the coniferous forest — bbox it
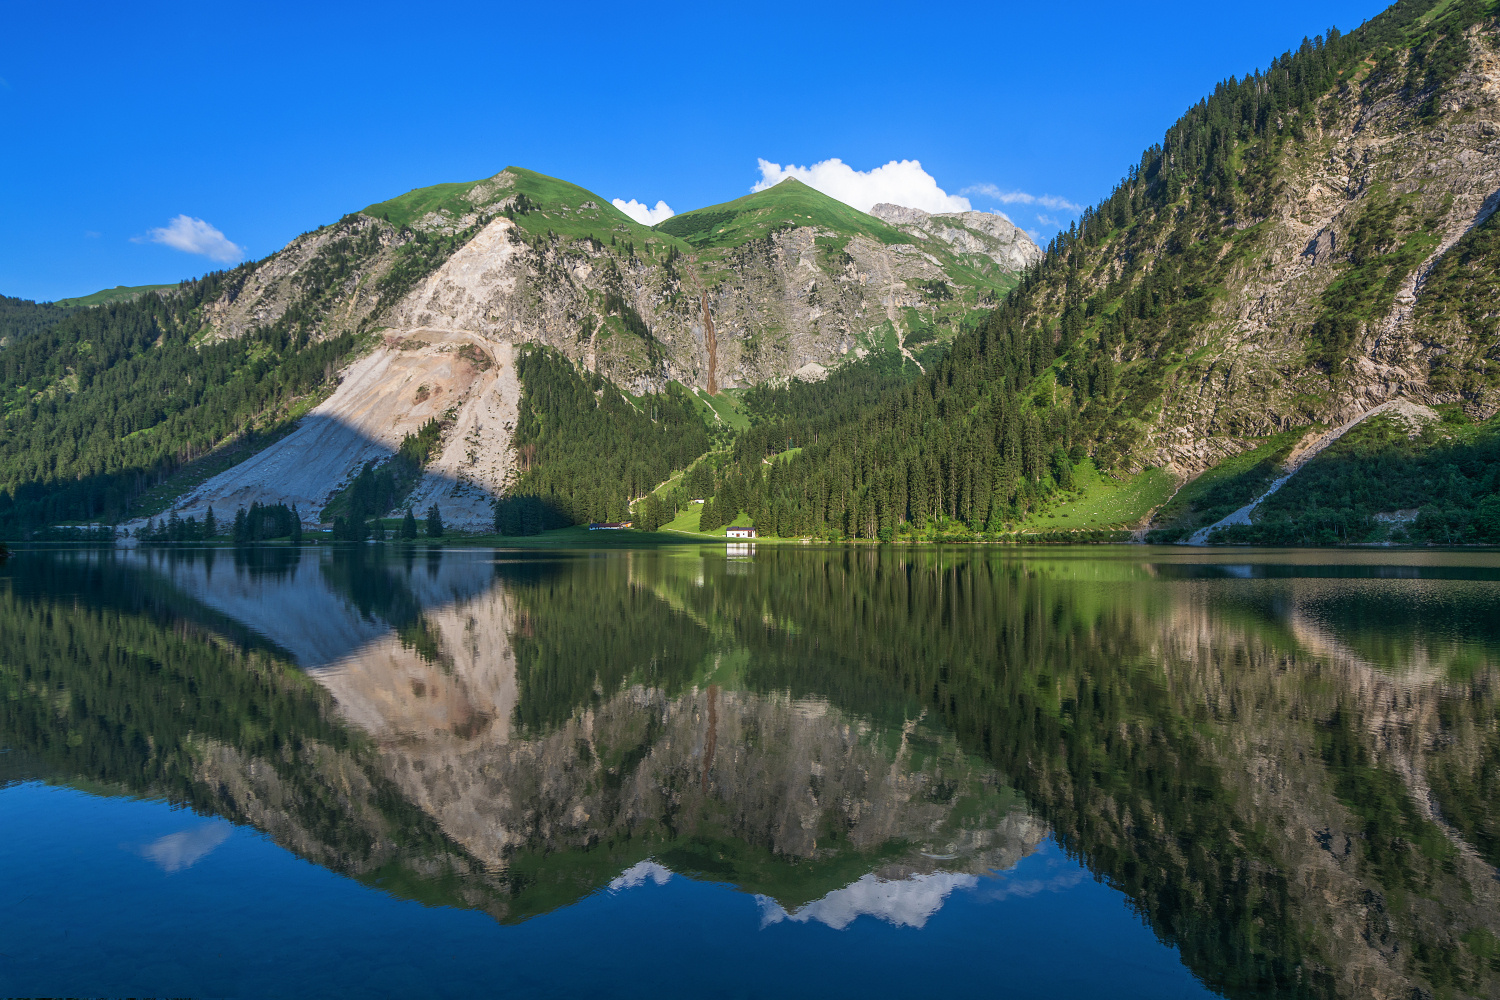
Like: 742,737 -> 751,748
0,0 -> 1496,543
0,271 -> 354,535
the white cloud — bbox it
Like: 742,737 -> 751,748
752,158 -> 970,215
143,215 -> 244,262
612,198 -> 676,226
961,184 -> 1082,214
1036,213 -> 1061,229
140,821 -> 232,873
608,860 -> 673,891
757,871 -> 979,930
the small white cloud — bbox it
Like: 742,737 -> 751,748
140,821 -> 232,873
612,198 -> 675,226
142,215 -> 244,263
752,158 -> 970,215
608,860 -> 673,891
961,184 -> 1082,214
84,230 -> 101,239
1036,213 -> 1061,229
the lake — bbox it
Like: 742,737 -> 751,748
2,544 -> 1499,999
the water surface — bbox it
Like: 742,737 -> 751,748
3,545 -> 1498,998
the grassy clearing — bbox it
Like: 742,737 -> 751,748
659,504 -> 754,537
54,284 -> 176,308
1021,461 -> 1177,531
686,386 -> 749,431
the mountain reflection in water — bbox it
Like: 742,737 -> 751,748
3,545 -> 1500,999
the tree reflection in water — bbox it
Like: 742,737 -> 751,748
2,545 -> 1499,999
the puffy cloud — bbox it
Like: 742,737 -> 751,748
144,215 -> 244,262
612,198 -> 675,225
608,860 -> 673,891
752,158 -> 970,215
757,871 -> 979,930
960,183 -> 1082,214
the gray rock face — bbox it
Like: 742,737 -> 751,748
1063,27 -> 1500,476
197,171 -> 1041,397
870,203 -> 1042,272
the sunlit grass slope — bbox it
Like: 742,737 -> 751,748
1021,461 -> 1178,531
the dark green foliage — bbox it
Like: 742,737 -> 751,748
698,496 -> 723,533
724,300 -> 1108,538
0,270 -> 356,536
494,494 -> 567,535
1308,191 -> 1435,370
0,294 -> 76,344
139,510 -> 211,543
735,352 -> 916,464
507,346 -> 710,526
425,504 -> 443,538
324,459 -> 410,532
401,507 -> 418,539
654,209 -> 736,242
741,0 -> 1500,539
229,501 -> 299,543
1419,207 -> 1500,397
1219,412 -> 1500,544
398,418 -> 443,466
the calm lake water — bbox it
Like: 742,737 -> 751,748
3,544 -> 1499,999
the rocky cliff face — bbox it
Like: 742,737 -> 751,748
198,170 -> 1040,395
1043,23 -> 1500,476
869,203 -> 1042,272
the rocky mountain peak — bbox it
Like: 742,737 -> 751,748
870,202 -> 1041,271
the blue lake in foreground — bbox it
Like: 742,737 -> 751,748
3,545 -> 1498,998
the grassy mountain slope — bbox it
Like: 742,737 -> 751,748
363,166 -> 675,246
656,178 -> 912,249
54,284 -> 176,308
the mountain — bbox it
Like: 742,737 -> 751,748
0,165 -> 1038,534
721,0 -> 1500,544
3,0 -> 1496,544
867,202 -> 1039,272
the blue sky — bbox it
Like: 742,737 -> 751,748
2,0 -> 1390,302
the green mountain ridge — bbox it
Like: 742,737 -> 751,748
0,0 -> 1496,543
655,178 -> 913,249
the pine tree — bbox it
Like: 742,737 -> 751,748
401,507 -> 418,539
425,504 -> 444,538
290,506 -> 303,545
204,506 -> 216,538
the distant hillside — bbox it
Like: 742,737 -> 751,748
54,284 -> 175,308
0,295 -> 75,348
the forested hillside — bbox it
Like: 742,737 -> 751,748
497,347 -> 711,529
653,0 -> 1500,541
0,274 -> 355,534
